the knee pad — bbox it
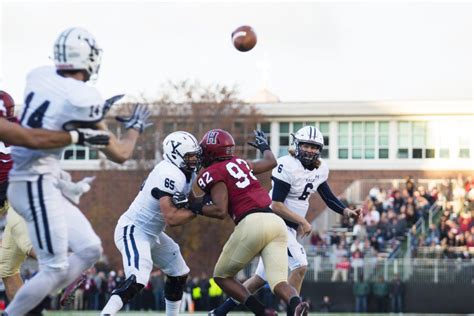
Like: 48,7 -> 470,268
111,274 -> 144,304
77,244 -> 103,266
164,274 -> 188,301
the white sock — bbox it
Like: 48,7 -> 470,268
166,299 -> 181,316
101,294 -> 124,315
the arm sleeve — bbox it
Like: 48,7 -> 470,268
317,181 -> 346,215
271,176 -> 291,202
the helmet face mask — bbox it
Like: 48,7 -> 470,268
296,142 -> 322,166
53,27 -> 103,81
200,129 -> 235,167
291,126 -> 324,168
182,149 -> 202,172
162,131 -> 202,173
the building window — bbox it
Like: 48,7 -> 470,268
397,121 -> 436,159
396,120 -> 471,160
62,145 -> 99,161
338,121 -> 388,159
277,121 -> 330,158
458,122 -> 471,159
278,122 -> 290,157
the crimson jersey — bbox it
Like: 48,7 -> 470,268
197,156 -> 271,224
0,141 -> 12,183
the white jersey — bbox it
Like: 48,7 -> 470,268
10,66 -> 104,179
270,155 -> 329,219
119,160 -> 195,238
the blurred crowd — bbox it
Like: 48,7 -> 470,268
0,268 -> 227,312
413,175 -> 474,259
307,175 -> 447,282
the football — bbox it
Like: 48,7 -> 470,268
231,25 -> 257,52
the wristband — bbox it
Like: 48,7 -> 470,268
69,130 -> 79,144
189,201 -> 204,215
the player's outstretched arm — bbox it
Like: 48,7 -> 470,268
99,124 -> 140,163
317,181 -> 362,220
0,118 -> 109,149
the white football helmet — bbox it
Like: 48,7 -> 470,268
53,27 -> 102,80
292,126 -> 324,166
163,131 -> 202,172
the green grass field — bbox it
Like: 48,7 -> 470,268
42,313 -> 462,316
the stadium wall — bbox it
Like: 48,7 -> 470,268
69,169 -> 467,274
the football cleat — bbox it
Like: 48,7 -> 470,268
294,301 -> 309,316
60,273 -> 87,307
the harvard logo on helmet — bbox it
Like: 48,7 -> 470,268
206,130 -> 219,144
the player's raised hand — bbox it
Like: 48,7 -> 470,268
247,129 -> 271,154
72,128 -> 110,148
343,207 -> 362,220
103,94 -> 125,116
116,103 -> 153,133
172,192 -> 189,209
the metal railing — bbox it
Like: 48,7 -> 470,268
242,256 -> 474,284
307,257 -> 474,283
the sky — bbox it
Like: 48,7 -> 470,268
0,1 -> 472,104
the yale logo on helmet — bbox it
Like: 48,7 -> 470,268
170,140 -> 182,154
206,131 -> 219,144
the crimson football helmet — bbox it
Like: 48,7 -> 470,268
0,90 -> 15,119
200,129 -> 235,166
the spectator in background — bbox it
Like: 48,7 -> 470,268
180,276 -> 194,312
418,185 -> 434,205
199,272 -> 210,311
350,239 -> 364,254
351,249 -> 364,279
83,269 -> 98,310
353,274 -> 370,313
208,277 -> 223,310
150,270 -> 165,310
459,210 -> 472,233
390,274 -> 404,313
372,275 -> 389,312
364,206 -> 380,226
353,218 -> 368,241
191,276 -> 203,310
390,190 -> 405,214
331,255 -> 350,282
319,296 -> 332,313
425,224 -> 440,246
95,271 -> 108,310
406,176 -> 415,197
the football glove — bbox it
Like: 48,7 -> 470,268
116,103 -> 153,133
247,129 -> 271,154
103,94 -> 125,116
57,171 -> 95,205
172,192 -> 189,209
71,129 -> 110,148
